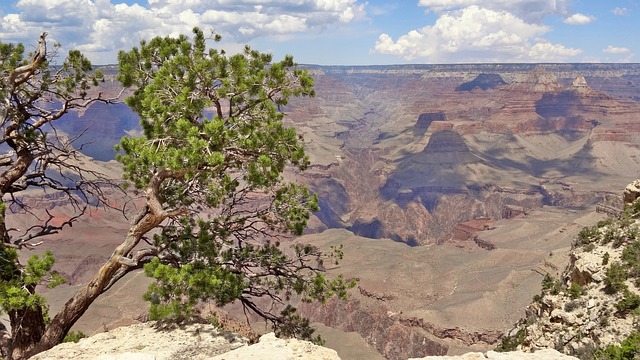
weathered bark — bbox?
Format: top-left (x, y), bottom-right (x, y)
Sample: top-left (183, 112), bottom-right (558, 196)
top-left (27, 173), bottom-right (176, 358)
top-left (0, 322), bottom-right (10, 359)
top-left (8, 303), bottom-right (46, 360)
top-left (29, 217), bottom-right (158, 357)
top-left (0, 32), bottom-right (128, 359)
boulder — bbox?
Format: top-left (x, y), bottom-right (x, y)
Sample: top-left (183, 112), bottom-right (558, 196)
top-left (623, 179), bottom-right (640, 205)
top-left (210, 332), bottom-right (341, 360)
top-left (568, 250), bottom-right (604, 285)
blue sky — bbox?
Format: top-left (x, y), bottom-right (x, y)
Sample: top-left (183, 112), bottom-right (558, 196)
top-left (0, 0), bottom-right (637, 65)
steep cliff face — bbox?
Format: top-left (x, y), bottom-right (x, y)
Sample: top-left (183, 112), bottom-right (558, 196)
top-left (287, 65), bottom-right (640, 245)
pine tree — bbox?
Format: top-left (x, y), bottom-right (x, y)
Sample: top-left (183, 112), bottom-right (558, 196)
top-left (0, 32), bottom-right (109, 359)
top-left (0, 29), bottom-right (353, 359)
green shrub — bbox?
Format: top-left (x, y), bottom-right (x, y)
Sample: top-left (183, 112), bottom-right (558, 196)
top-left (569, 283), bottom-right (584, 299)
top-left (622, 241), bottom-right (640, 282)
top-left (63, 331), bottom-right (87, 343)
top-left (623, 198), bottom-right (640, 218)
top-left (615, 291), bottom-right (640, 314)
top-left (594, 332), bottom-right (640, 359)
top-left (604, 262), bottom-right (628, 294)
top-left (603, 252), bottom-right (610, 266)
top-left (551, 279), bottom-right (563, 295)
top-left (613, 228), bottom-right (629, 248)
top-left (620, 240), bottom-right (640, 289)
top-left (598, 218), bottom-right (615, 228)
top-left (541, 274), bottom-right (563, 295)
top-left (576, 226), bottom-right (599, 246)
top-left (495, 329), bottom-right (525, 352)
top-left (564, 300), bottom-right (582, 312)
top-left (620, 216), bottom-right (634, 228)
top-left (602, 225), bottom-right (626, 247)
top-left (542, 274), bottom-right (555, 291)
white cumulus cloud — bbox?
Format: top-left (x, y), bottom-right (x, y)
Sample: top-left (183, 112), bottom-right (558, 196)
top-left (603, 46), bottom-right (630, 54)
top-left (0, 0), bottom-right (367, 63)
top-left (528, 41), bottom-right (582, 61)
top-left (417, 0), bottom-right (570, 23)
top-left (563, 13), bottom-right (595, 25)
top-left (373, 5), bottom-right (580, 63)
top-left (612, 7), bottom-right (630, 16)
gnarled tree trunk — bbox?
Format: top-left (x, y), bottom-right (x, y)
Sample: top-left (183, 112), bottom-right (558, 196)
top-left (8, 305), bottom-right (46, 360)
top-left (26, 202), bottom-right (167, 358)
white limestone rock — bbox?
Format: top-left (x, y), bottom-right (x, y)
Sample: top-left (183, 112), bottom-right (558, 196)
top-left (30, 322), bottom-right (339, 360)
top-left (210, 332), bottom-right (341, 360)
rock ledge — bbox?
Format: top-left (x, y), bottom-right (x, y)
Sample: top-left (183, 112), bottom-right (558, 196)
top-left (30, 322), bottom-right (341, 360)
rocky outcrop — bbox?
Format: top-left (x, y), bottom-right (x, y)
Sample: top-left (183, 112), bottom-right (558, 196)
top-left (508, 67), bottom-right (561, 93)
top-left (415, 112), bottom-right (447, 134)
top-left (503, 181), bottom-right (640, 358)
top-left (571, 75), bottom-right (589, 93)
top-left (423, 130), bottom-right (472, 155)
top-left (211, 333), bottom-right (341, 360)
top-left (623, 179), bottom-right (640, 205)
top-left (502, 205), bottom-right (526, 219)
top-left (398, 317), bottom-right (503, 346)
top-left (299, 297), bottom-right (449, 360)
top-left (456, 74), bottom-right (507, 92)
top-left (30, 322), bottom-right (340, 360)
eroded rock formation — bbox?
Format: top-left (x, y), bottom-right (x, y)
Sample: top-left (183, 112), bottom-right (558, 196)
top-left (503, 180), bottom-right (640, 358)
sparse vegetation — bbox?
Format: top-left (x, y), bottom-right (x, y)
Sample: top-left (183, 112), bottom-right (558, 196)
top-left (625, 198), bottom-right (640, 218)
top-left (564, 300), bottom-right (582, 312)
top-left (514, 198), bottom-right (640, 358)
top-left (604, 262), bottom-right (628, 295)
top-left (615, 290), bottom-right (640, 315)
top-left (594, 332), bottom-right (640, 359)
top-left (598, 218), bottom-right (616, 229)
top-left (62, 331), bottom-right (86, 343)
top-left (576, 226), bottom-right (599, 246)
top-left (603, 252), bottom-right (610, 266)
top-left (495, 329), bottom-right (525, 352)
top-left (542, 273), bottom-right (555, 291)
top-left (541, 273), bottom-right (563, 295)
top-left (621, 240), bottom-right (640, 287)
top-left (569, 283), bottom-right (584, 299)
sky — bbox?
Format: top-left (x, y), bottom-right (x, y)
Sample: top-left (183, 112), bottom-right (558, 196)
top-left (0, 0), bottom-right (637, 65)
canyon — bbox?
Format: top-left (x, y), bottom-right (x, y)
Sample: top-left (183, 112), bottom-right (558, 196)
top-left (9, 63), bottom-right (640, 359)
